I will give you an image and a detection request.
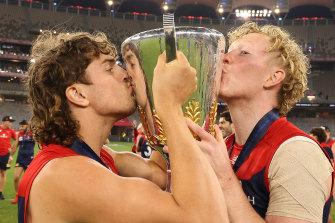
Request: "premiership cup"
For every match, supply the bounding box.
[122,27,225,185]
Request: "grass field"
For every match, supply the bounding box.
[0,141,133,223]
[1,141,335,223]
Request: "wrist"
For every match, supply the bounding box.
[218,167,239,191]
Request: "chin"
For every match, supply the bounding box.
[125,99,137,116]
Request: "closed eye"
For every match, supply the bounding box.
[106,65,114,73]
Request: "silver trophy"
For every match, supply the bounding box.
[122,19,225,190]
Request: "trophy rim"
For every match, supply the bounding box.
[122,26,224,47]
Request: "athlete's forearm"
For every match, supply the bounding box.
[10,140,19,156]
[158,105,228,222]
[148,150,167,173]
[218,168,265,223]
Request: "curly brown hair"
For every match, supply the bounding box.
[228,22,310,116]
[28,31,117,146]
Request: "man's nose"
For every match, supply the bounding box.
[222,53,231,65]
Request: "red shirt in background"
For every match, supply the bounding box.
[0,126,17,156]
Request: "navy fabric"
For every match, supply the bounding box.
[323,146,334,161]
[0,152,9,170]
[15,156,33,170]
[16,131,35,170]
[70,138,107,168]
[240,167,269,217]
[17,131,35,157]
[18,196,25,223]
[229,109,280,173]
[139,137,152,159]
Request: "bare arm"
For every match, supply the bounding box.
[28,51,229,223]
[10,137,19,156]
[187,122,319,223]
[104,146,167,190]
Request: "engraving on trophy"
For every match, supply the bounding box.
[153,110,167,145]
[184,98,201,140]
[209,99,218,136]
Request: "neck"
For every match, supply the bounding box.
[227,98,275,145]
[73,109,117,156]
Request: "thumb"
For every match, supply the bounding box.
[185,118,212,141]
[154,51,167,72]
[163,145,169,153]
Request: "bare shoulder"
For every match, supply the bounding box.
[28,155,182,223]
[28,155,119,222]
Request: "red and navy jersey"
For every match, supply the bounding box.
[225,117,333,220]
[321,142,334,162]
[17,131,35,157]
[132,127,139,153]
[325,138,335,149]
[138,133,152,159]
[18,143,118,223]
[0,126,17,156]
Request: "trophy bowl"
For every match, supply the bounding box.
[122,26,225,157]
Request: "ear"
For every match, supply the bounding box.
[65,84,89,107]
[264,69,286,89]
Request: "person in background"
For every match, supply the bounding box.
[310,127,334,223]
[131,119,138,153]
[322,126,335,166]
[10,120,35,204]
[0,115,18,200]
[322,126,335,149]
[310,127,334,163]
[136,123,152,159]
[218,110,235,139]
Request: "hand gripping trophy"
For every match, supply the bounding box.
[122,14,225,191]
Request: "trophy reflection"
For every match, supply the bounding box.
[122,27,225,191]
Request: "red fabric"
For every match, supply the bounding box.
[325,139,335,148]
[225,117,333,192]
[229,143,243,166]
[18,144,118,223]
[114,118,132,127]
[0,126,17,155]
[132,127,139,153]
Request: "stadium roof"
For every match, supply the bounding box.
[40,0,335,18]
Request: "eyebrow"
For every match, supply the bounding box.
[101,58,116,65]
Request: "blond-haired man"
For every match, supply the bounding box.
[188,22,333,223]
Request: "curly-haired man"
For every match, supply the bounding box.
[188,22,333,223]
[18,31,229,223]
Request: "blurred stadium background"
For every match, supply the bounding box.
[0,0,335,139]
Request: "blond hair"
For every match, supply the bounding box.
[228,22,310,116]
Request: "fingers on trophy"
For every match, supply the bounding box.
[121,16,225,191]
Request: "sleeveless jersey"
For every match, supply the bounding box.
[17,131,35,158]
[18,143,118,223]
[225,117,333,221]
[321,142,334,162]
[325,138,335,149]
[0,126,16,156]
